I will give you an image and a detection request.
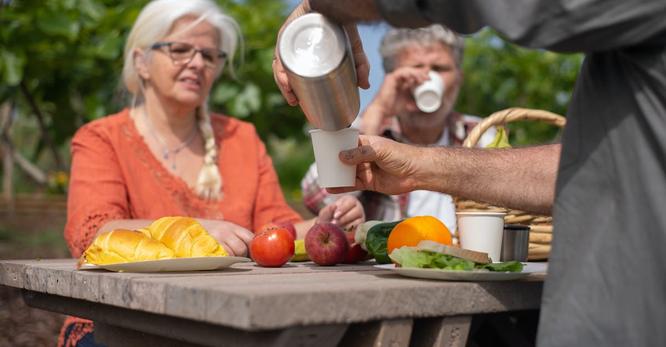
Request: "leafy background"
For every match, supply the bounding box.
[0,0,582,199]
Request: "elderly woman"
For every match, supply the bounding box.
[60,0,364,345]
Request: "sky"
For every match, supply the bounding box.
[283,0,389,114]
[355,24,390,112]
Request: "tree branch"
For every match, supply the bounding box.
[1,102,15,205]
[19,80,64,169]
[1,101,47,188]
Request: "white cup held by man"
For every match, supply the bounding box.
[413,71,444,113]
[456,211,506,262]
[310,128,359,188]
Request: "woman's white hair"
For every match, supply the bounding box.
[122,0,242,200]
[380,24,464,72]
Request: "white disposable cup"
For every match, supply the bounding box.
[413,71,444,113]
[456,211,506,262]
[309,128,359,188]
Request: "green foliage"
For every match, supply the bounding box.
[1,2,581,198]
[458,29,583,145]
[212,0,308,142]
[267,135,313,200]
[0,0,310,194]
[1,0,144,150]
[0,0,307,145]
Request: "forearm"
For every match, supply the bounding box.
[419,144,561,214]
[308,0,382,23]
[359,104,389,135]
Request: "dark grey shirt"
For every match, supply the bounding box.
[376,0,666,346]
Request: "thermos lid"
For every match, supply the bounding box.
[278,13,347,78]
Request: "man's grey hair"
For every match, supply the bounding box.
[380,24,464,72]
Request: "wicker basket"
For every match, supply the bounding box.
[457,108,566,260]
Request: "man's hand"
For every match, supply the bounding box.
[360,67,430,135]
[328,135,430,195]
[272,1,370,106]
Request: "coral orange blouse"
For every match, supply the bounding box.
[64,108,302,257]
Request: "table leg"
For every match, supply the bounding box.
[94,321,348,347]
[340,319,414,347]
[411,316,472,347]
[95,322,206,347]
[269,324,348,347]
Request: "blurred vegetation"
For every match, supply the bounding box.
[0,0,581,200]
[0,0,310,197]
[458,29,582,145]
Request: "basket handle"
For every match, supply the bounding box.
[463,108,567,148]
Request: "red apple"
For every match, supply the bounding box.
[259,222,297,240]
[344,228,356,245]
[250,228,295,267]
[305,223,348,266]
[342,243,368,264]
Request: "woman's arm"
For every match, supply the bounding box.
[98,219,153,234]
[65,123,130,257]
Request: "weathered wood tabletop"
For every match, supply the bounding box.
[0,259,546,347]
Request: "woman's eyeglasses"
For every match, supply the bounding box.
[151,42,227,69]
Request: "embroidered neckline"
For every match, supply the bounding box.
[142,109,199,171]
[119,109,226,215]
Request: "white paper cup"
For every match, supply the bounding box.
[310,128,359,188]
[413,71,444,113]
[456,211,506,262]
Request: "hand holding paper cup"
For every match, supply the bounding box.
[310,128,359,188]
[456,211,506,262]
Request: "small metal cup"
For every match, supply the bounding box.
[278,13,360,131]
[500,224,530,262]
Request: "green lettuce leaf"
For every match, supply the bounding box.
[478,261,524,272]
[389,247,523,272]
[390,247,475,270]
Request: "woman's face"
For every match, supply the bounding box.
[142,17,222,110]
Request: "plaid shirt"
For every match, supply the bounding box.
[301,113,494,221]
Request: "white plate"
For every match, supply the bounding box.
[374,262,547,281]
[79,256,251,273]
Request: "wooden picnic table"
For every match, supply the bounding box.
[0,259,545,347]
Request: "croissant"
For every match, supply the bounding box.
[83,229,175,265]
[144,217,228,257]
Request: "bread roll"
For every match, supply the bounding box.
[416,240,491,264]
[144,217,228,257]
[83,229,174,265]
[529,232,552,244]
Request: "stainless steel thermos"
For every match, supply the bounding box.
[278,13,360,131]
